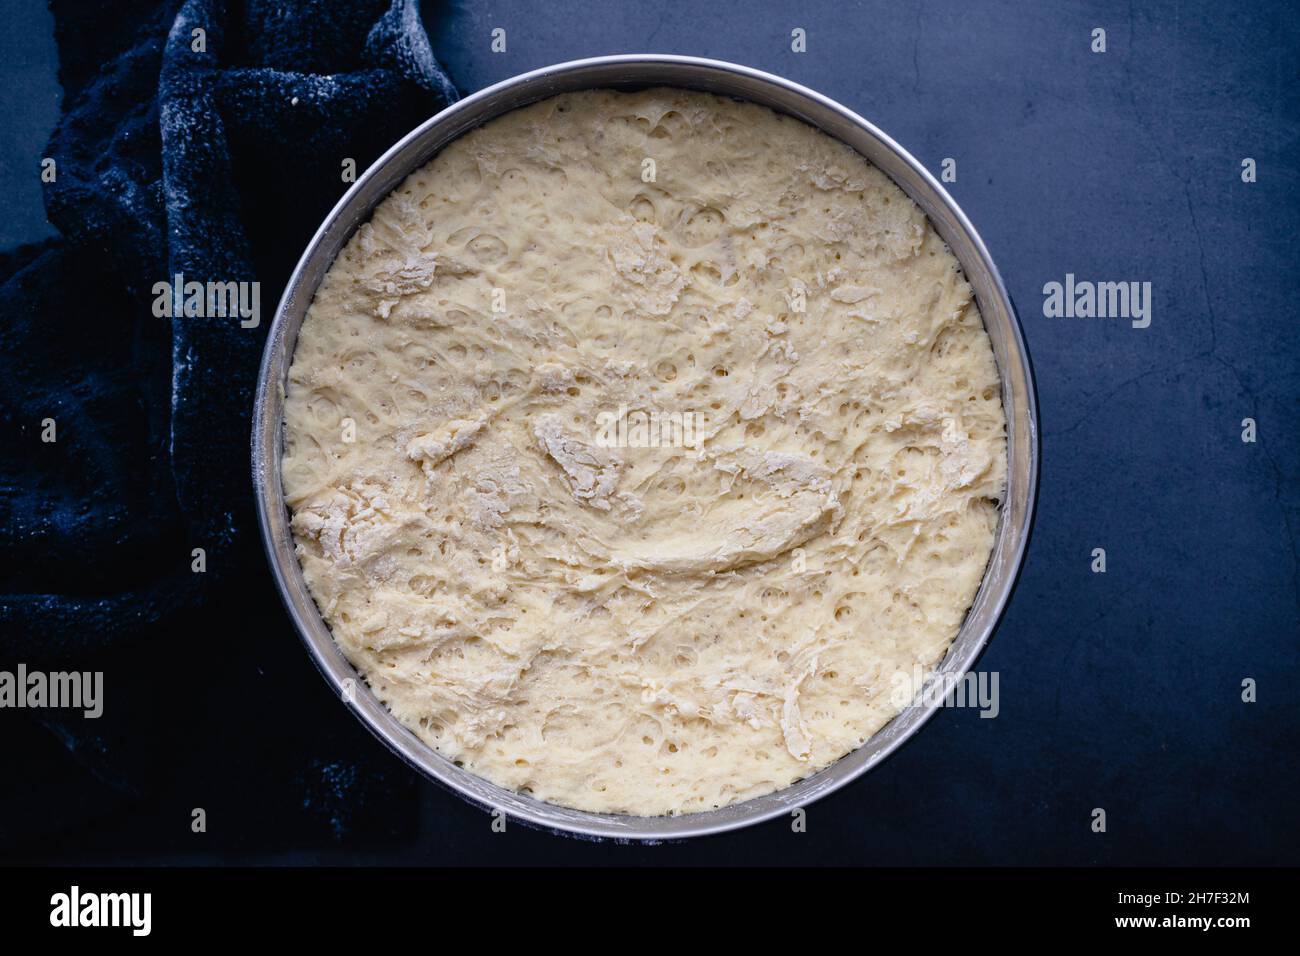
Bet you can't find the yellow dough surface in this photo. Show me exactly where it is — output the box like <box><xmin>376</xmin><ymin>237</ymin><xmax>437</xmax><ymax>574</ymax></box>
<box><xmin>282</xmin><ymin>89</ymin><xmax>1007</xmax><ymax>815</ymax></box>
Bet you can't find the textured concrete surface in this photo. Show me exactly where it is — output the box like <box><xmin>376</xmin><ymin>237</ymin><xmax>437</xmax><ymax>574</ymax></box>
<box><xmin>2</xmin><ymin>0</ymin><xmax>1296</xmax><ymax>864</ymax></box>
<box><xmin>0</xmin><ymin>0</ymin><xmax>60</xmax><ymax>248</ymax></box>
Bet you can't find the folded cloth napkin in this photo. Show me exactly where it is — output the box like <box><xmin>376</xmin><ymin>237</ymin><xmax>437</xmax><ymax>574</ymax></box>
<box><xmin>0</xmin><ymin>0</ymin><xmax>456</xmax><ymax>847</ymax></box>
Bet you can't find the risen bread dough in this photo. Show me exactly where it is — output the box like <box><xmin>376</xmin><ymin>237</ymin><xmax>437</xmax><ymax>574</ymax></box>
<box><xmin>282</xmin><ymin>89</ymin><xmax>1007</xmax><ymax>815</ymax></box>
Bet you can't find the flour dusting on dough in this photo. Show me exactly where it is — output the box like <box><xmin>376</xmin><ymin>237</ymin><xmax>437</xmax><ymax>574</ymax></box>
<box><xmin>282</xmin><ymin>89</ymin><xmax>1007</xmax><ymax>816</ymax></box>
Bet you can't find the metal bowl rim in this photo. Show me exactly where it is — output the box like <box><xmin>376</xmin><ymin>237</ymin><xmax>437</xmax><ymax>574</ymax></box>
<box><xmin>251</xmin><ymin>53</ymin><xmax>1040</xmax><ymax>841</ymax></box>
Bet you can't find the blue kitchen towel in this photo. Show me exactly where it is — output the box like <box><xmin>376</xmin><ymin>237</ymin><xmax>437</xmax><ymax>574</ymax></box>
<box><xmin>0</xmin><ymin>0</ymin><xmax>457</xmax><ymax>660</ymax></box>
<box><xmin>0</xmin><ymin>0</ymin><xmax>456</xmax><ymax>837</ymax></box>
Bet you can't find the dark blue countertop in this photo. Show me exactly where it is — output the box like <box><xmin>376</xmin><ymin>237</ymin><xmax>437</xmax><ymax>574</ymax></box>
<box><xmin>2</xmin><ymin>0</ymin><xmax>1296</xmax><ymax>864</ymax></box>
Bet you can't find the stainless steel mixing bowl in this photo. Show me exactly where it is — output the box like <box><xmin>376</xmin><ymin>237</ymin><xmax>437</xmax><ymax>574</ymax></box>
<box><xmin>252</xmin><ymin>54</ymin><xmax>1039</xmax><ymax>840</ymax></box>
